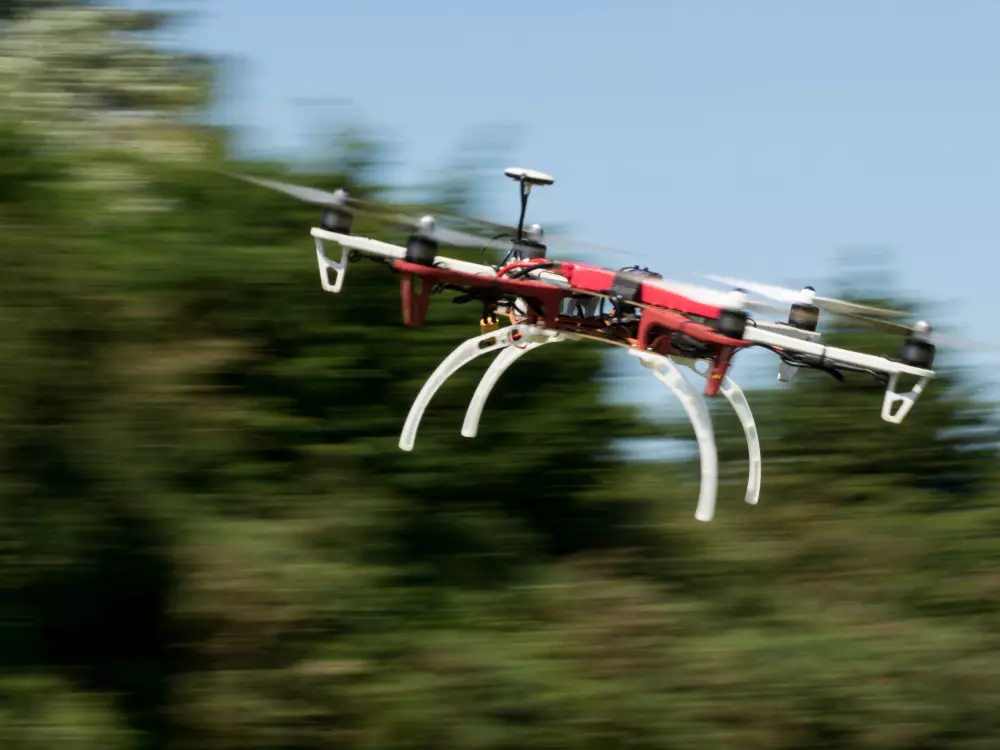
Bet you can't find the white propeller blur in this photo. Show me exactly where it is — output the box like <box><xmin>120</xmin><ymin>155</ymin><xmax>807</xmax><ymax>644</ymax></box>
<box><xmin>703</xmin><ymin>274</ymin><xmax>908</xmax><ymax>318</ymax></box>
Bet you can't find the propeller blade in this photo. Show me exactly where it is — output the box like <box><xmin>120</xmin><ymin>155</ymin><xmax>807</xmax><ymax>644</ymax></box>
<box><xmin>545</xmin><ymin>235</ymin><xmax>654</xmax><ymax>259</ymax></box>
<box><xmin>704</xmin><ymin>275</ymin><xmax>800</xmax><ymax>304</ymax></box>
<box><xmin>230</xmin><ymin>172</ymin><xmax>677</xmax><ymax>269</ymax></box>
<box><xmin>847</xmin><ymin>314</ymin><xmax>1000</xmax><ymax>351</ymax></box>
<box><xmin>704</xmin><ymin>274</ymin><xmax>909</xmax><ymax>318</ymax></box>
<box><xmin>345</xmin><ymin>199</ymin><xmax>521</xmax><ymax>242</ymax></box>
<box><xmin>842</xmin><ymin>315</ymin><xmax>913</xmax><ymax>336</ymax></box>
<box><xmin>229</xmin><ymin>172</ymin><xmax>494</xmax><ymax>248</ymax></box>
<box><xmin>361</xmin><ymin>211</ymin><xmax>494</xmax><ymax>249</ymax></box>
<box><xmin>228</xmin><ymin>172</ymin><xmax>350</xmax><ymax>206</ymax></box>
<box><xmin>639</xmin><ymin>276</ymin><xmax>736</xmax><ymax>308</ymax></box>
<box><xmin>813</xmin><ymin>296</ymin><xmax>907</xmax><ymax>318</ymax></box>
<box><xmin>931</xmin><ymin>331</ymin><xmax>1000</xmax><ymax>352</ymax></box>
<box><xmin>420</xmin><ymin>207</ymin><xmax>516</xmax><ymax>236</ymax></box>
<box><xmin>622</xmin><ymin>273</ymin><xmax>789</xmax><ymax>316</ymax></box>
<box><xmin>230</xmin><ymin>172</ymin><xmax>658</xmax><ymax>262</ymax></box>
<box><xmin>379</xmin><ymin>203</ymin><xmax>653</xmax><ymax>260</ymax></box>
<box><xmin>423</xmin><ymin>224</ymin><xmax>493</xmax><ymax>248</ymax></box>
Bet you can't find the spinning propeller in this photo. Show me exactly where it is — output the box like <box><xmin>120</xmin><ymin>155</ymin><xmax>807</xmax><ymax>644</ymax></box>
<box><xmin>704</xmin><ymin>275</ymin><xmax>907</xmax><ymax>319</ymax></box>
<box><xmin>839</xmin><ymin>316</ymin><xmax>1000</xmax><ymax>352</ymax></box>
<box><xmin>229</xmin><ymin>169</ymin><xmax>996</xmax><ymax>357</ymax></box>
<box><xmin>229</xmin><ymin>170</ymin><xmax>655</xmax><ymax>266</ymax></box>
<box><xmin>702</xmin><ymin>274</ymin><xmax>1000</xmax><ymax>349</ymax></box>
<box><xmin>230</xmin><ymin>167</ymin><xmax>579</xmax><ymax>269</ymax></box>
<box><xmin>228</xmin><ymin>172</ymin><xmax>489</xmax><ymax>249</ymax></box>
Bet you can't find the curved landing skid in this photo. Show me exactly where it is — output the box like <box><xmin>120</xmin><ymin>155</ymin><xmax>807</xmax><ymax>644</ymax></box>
<box><xmin>631</xmin><ymin>351</ymin><xmax>718</xmax><ymax>521</ymax></box>
<box><xmin>398</xmin><ymin>325</ymin><xmax>557</xmax><ymax>451</ymax></box>
<box><xmin>400</xmin><ymin>328</ymin><xmax>762</xmax><ymax>522</ymax></box>
<box><xmin>672</xmin><ymin>357</ymin><xmax>761</xmax><ymax>508</ymax></box>
<box><xmin>461</xmin><ymin>335</ymin><xmax>564</xmax><ymax>438</ymax></box>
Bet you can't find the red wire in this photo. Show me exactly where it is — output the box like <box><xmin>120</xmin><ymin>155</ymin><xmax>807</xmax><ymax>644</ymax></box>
<box><xmin>496</xmin><ymin>258</ymin><xmax>549</xmax><ymax>278</ymax></box>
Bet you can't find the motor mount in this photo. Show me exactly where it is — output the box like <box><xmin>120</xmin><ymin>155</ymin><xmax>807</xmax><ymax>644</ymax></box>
<box><xmin>783</xmin><ymin>286</ymin><xmax>818</xmax><ymax>331</ymax></box>
<box><xmin>513</xmin><ymin>223</ymin><xmax>547</xmax><ymax>260</ymax></box>
<box><xmin>716</xmin><ymin>309</ymin><xmax>748</xmax><ymax>339</ymax></box>
<box><xmin>319</xmin><ymin>188</ymin><xmax>352</xmax><ymax>234</ymax></box>
<box><xmin>710</xmin><ymin>287</ymin><xmax>750</xmax><ymax>339</ymax></box>
<box><xmin>899</xmin><ymin>320</ymin><xmax>936</xmax><ymax>368</ymax></box>
<box><xmin>405</xmin><ymin>215</ymin><xmax>439</xmax><ymax>266</ymax></box>
<box><xmin>788</xmin><ymin>302</ymin><xmax>820</xmax><ymax>331</ymax></box>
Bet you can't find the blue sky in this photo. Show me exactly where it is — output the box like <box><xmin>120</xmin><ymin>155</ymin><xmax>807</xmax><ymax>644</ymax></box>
<box><xmin>167</xmin><ymin>0</ymin><xmax>1000</xmax><ymax>421</ymax></box>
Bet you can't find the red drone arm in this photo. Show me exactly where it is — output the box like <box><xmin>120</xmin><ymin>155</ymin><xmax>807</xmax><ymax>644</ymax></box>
<box><xmin>393</xmin><ymin>260</ymin><xmax>569</xmax><ymax>328</ymax></box>
<box><xmin>637</xmin><ymin>306</ymin><xmax>749</xmax><ymax>396</ymax></box>
<box><xmin>556</xmin><ymin>262</ymin><xmax>722</xmax><ymax>320</ymax></box>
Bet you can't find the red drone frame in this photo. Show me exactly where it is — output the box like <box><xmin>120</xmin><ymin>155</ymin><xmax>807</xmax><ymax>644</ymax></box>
<box><xmin>393</xmin><ymin>253</ymin><xmax>749</xmax><ymax>397</ymax></box>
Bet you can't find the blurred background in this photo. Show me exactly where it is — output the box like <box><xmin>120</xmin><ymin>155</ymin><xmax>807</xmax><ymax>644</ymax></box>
<box><xmin>2</xmin><ymin>1</ymin><xmax>1000</xmax><ymax>748</ymax></box>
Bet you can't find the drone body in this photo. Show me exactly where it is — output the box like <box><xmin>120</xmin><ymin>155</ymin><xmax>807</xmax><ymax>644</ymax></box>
<box><xmin>237</xmin><ymin>167</ymin><xmax>960</xmax><ymax>521</ymax></box>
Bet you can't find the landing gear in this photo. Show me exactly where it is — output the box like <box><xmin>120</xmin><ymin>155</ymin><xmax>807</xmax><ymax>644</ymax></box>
<box><xmin>397</xmin><ymin>323</ymin><xmax>763</xmax><ymax>522</ymax></box>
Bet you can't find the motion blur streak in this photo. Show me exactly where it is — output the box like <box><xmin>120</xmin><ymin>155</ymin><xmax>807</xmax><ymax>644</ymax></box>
<box><xmin>1</xmin><ymin>3</ymin><xmax>999</xmax><ymax>749</ymax></box>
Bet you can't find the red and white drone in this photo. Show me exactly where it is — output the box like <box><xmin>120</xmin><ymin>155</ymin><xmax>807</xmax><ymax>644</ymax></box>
<box><xmin>236</xmin><ymin>167</ymin><xmax>985</xmax><ymax>521</ymax></box>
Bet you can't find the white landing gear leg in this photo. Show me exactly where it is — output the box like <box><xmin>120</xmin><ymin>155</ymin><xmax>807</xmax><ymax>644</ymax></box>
<box><xmin>673</xmin><ymin>358</ymin><xmax>761</xmax><ymax>507</ymax></box>
<box><xmin>719</xmin><ymin>378</ymin><xmax>761</xmax><ymax>506</ymax></box>
<box><xmin>461</xmin><ymin>333</ymin><xmax>563</xmax><ymax>438</ymax></box>
<box><xmin>631</xmin><ymin>350</ymin><xmax>718</xmax><ymax>522</ymax></box>
<box><xmin>399</xmin><ymin>325</ymin><xmax>548</xmax><ymax>451</ymax></box>
<box><xmin>314</xmin><ymin>235</ymin><xmax>348</xmax><ymax>293</ymax></box>
<box><xmin>881</xmin><ymin>371</ymin><xmax>931</xmax><ymax>424</ymax></box>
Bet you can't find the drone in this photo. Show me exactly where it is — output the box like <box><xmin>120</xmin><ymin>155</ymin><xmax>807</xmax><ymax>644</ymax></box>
<box><xmin>233</xmin><ymin>167</ymin><xmax>986</xmax><ymax>522</ymax></box>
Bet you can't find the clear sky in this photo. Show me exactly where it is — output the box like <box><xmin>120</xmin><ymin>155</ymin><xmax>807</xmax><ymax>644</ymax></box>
<box><xmin>166</xmin><ymin>0</ymin><xmax>1000</xmax><ymax>424</ymax></box>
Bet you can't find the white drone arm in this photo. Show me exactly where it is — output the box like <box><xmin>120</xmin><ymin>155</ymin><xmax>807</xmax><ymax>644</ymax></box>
<box><xmin>743</xmin><ymin>326</ymin><xmax>935</xmax><ymax>424</ymax></box>
<box><xmin>752</xmin><ymin>321</ymin><xmax>824</xmax><ymax>383</ymax></box>
<box><xmin>311</xmin><ymin>228</ymin><xmax>536</xmax><ymax>284</ymax></box>
<box><xmin>311</xmin><ymin>229</ymin><xmax>406</xmax><ymax>292</ymax></box>
<box><xmin>631</xmin><ymin>350</ymin><xmax>719</xmax><ymax>522</ymax></box>
<box><xmin>310</xmin><ymin>227</ymin><xmax>571</xmax><ymax>293</ymax></box>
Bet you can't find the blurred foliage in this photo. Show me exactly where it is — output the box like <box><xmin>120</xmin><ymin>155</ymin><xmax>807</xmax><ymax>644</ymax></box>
<box><xmin>2</xmin><ymin>3</ymin><xmax>1000</xmax><ymax>749</ymax></box>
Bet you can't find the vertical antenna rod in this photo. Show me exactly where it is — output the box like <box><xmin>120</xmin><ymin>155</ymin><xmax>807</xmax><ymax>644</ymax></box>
<box><xmin>504</xmin><ymin>167</ymin><xmax>555</xmax><ymax>243</ymax></box>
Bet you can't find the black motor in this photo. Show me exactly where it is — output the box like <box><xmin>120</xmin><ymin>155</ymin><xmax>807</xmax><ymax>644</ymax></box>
<box><xmin>899</xmin><ymin>321</ymin><xmax>936</xmax><ymax>368</ymax></box>
<box><xmin>787</xmin><ymin>286</ymin><xmax>819</xmax><ymax>331</ymax></box>
<box><xmin>788</xmin><ymin>302</ymin><xmax>820</xmax><ymax>331</ymax></box>
<box><xmin>320</xmin><ymin>205</ymin><xmax>352</xmax><ymax>234</ymax></box>
<box><xmin>318</xmin><ymin>188</ymin><xmax>353</xmax><ymax>234</ymax></box>
<box><xmin>404</xmin><ymin>215</ymin><xmax>439</xmax><ymax>267</ymax></box>
<box><xmin>716</xmin><ymin>309</ymin><xmax>748</xmax><ymax>339</ymax></box>
<box><xmin>713</xmin><ymin>286</ymin><xmax>749</xmax><ymax>339</ymax></box>
<box><xmin>513</xmin><ymin>223</ymin><xmax>547</xmax><ymax>260</ymax></box>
